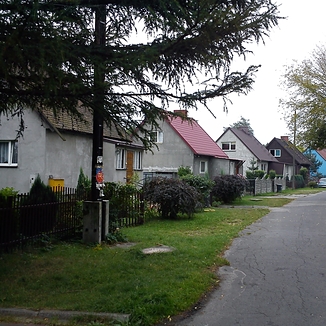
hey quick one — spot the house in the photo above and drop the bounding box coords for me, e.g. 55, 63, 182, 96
141, 110, 235, 180
303, 149, 326, 177
266, 136, 311, 178
0, 108, 143, 193
216, 127, 280, 176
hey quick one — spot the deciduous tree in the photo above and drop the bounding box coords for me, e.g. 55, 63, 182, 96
280, 45, 326, 149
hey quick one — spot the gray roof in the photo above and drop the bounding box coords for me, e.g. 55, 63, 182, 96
268, 137, 311, 166
222, 127, 279, 162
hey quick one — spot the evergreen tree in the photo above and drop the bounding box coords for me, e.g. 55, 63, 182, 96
0, 0, 281, 145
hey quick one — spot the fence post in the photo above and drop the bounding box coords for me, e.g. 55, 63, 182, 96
83, 201, 102, 244
102, 200, 109, 240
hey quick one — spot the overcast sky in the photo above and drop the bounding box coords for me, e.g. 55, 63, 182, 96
188, 0, 326, 145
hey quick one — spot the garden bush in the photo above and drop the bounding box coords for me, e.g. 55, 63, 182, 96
211, 175, 249, 204
0, 187, 19, 243
20, 175, 58, 236
292, 175, 305, 189
246, 170, 266, 179
180, 174, 214, 207
143, 177, 199, 219
76, 167, 91, 199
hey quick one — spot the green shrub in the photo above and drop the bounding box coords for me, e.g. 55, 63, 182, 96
292, 175, 305, 189
180, 174, 214, 207
308, 181, 317, 188
103, 181, 142, 231
0, 187, 19, 243
143, 177, 199, 219
246, 170, 265, 179
76, 167, 91, 199
20, 175, 58, 236
268, 170, 276, 179
211, 175, 249, 204
299, 167, 309, 182
177, 165, 192, 177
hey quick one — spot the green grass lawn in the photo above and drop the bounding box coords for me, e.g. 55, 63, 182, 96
0, 188, 320, 326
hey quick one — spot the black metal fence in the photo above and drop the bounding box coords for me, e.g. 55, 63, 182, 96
0, 187, 84, 252
0, 186, 145, 253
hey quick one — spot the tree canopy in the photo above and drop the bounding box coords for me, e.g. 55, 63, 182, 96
280, 45, 326, 149
227, 116, 254, 135
1, 0, 281, 145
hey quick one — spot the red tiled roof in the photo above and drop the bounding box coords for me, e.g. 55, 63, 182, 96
317, 149, 326, 161
167, 116, 228, 158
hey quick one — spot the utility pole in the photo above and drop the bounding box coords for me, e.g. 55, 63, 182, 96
292, 109, 297, 190
91, 5, 106, 201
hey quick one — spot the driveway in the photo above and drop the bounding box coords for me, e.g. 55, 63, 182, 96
175, 191, 326, 326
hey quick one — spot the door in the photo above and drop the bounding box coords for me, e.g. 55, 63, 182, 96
126, 150, 134, 183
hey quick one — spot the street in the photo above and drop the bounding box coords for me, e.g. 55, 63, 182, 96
176, 192, 326, 326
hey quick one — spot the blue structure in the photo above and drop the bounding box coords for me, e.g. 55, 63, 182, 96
304, 149, 326, 177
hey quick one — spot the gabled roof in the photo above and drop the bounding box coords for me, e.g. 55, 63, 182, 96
269, 137, 311, 166
167, 116, 228, 159
39, 107, 130, 142
317, 149, 326, 161
218, 127, 278, 162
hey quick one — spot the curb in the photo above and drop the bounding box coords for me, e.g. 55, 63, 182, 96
0, 307, 130, 324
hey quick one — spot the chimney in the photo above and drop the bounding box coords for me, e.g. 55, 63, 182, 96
174, 110, 188, 117
281, 136, 289, 142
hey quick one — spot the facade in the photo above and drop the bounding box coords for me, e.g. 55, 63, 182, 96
304, 149, 326, 177
0, 108, 143, 193
216, 127, 279, 176
266, 136, 311, 178
141, 111, 234, 180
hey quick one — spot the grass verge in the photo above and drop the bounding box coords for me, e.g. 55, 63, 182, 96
2, 189, 318, 326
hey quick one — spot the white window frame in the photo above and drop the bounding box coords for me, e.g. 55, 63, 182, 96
260, 163, 267, 171
221, 142, 236, 151
270, 149, 281, 157
133, 150, 142, 170
116, 148, 126, 170
0, 140, 18, 167
199, 161, 207, 174
150, 131, 163, 143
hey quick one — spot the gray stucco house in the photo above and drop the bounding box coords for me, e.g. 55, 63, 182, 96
216, 127, 280, 176
0, 108, 143, 193
141, 110, 235, 180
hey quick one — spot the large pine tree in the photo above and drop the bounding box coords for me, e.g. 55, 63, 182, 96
0, 0, 281, 144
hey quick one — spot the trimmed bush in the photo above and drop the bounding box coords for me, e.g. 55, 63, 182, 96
20, 175, 58, 236
212, 175, 249, 204
143, 177, 199, 219
180, 174, 214, 207
76, 167, 91, 199
292, 175, 305, 189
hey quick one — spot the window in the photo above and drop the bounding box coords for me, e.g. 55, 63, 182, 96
200, 161, 207, 174
150, 131, 163, 143
221, 142, 236, 151
270, 149, 281, 157
116, 148, 126, 169
260, 163, 267, 171
0, 141, 18, 166
133, 151, 142, 170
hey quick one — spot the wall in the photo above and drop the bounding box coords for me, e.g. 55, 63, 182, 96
142, 120, 194, 174
0, 111, 47, 193
45, 130, 93, 189
217, 129, 257, 175
248, 177, 286, 195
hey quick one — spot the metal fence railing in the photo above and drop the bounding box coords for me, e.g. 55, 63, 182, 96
0, 187, 84, 253
0, 186, 145, 253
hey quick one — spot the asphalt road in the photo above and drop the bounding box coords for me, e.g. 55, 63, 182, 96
176, 191, 326, 326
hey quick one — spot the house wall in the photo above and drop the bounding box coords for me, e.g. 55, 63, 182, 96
0, 110, 139, 193
45, 130, 93, 188
306, 150, 326, 177
216, 129, 258, 175
142, 120, 194, 175
0, 111, 47, 193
